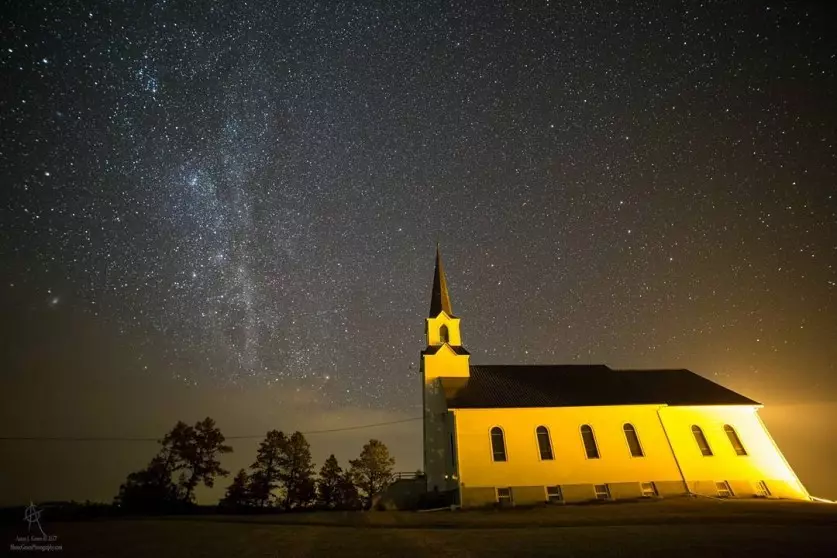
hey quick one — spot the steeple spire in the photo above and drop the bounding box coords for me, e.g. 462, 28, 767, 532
429, 244, 453, 317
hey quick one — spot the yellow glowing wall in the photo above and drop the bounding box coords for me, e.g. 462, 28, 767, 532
426, 312, 462, 347
451, 404, 809, 504
422, 344, 469, 380
658, 405, 809, 499
454, 405, 685, 490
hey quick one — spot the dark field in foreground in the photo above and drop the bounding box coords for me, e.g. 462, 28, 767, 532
4, 500, 836, 557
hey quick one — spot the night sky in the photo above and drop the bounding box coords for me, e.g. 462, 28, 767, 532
2, 1, 836, 505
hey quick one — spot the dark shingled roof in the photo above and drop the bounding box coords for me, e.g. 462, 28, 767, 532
441, 365, 759, 408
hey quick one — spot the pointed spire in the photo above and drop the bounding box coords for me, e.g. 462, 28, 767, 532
429, 244, 453, 317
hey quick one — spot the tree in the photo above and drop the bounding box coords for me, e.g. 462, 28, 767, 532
114, 417, 232, 511
247, 471, 273, 508
114, 455, 183, 513
336, 469, 362, 510
349, 439, 396, 509
220, 469, 252, 510
159, 417, 233, 503
289, 477, 317, 509
316, 454, 343, 509
278, 431, 316, 509
250, 430, 287, 507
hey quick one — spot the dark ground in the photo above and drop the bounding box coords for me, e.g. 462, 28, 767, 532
3, 499, 836, 557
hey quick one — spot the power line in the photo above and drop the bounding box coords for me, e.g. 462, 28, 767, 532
0, 417, 423, 442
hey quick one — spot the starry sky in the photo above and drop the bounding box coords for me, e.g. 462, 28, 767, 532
1, 1, 836, 504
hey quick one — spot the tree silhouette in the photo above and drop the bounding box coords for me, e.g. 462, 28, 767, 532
115, 418, 231, 511
250, 430, 287, 507
278, 431, 316, 509
349, 439, 396, 509
114, 455, 183, 513
336, 469, 362, 510
289, 476, 317, 509
159, 417, 232, 503
316, 454, 343, 509
220, 469, 252, 510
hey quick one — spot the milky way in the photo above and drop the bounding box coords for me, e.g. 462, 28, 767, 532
2, 1, 836, 412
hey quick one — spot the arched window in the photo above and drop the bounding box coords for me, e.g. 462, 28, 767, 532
623, 423, 644, 457
536, 426, 554, 460
490, 427, 507, 462
724, 425, 747, 456
580, 425, 600, 459
439, 325, 449, 344
691, 425, 713, 456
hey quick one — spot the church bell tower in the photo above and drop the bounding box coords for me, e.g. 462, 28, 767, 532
421, 245, 469, 492
423, 244, 470, 378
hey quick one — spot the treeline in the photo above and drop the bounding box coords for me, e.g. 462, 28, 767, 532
114, 417, 398, 513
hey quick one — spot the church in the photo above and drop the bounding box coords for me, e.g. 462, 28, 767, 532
420, 247, 810, 507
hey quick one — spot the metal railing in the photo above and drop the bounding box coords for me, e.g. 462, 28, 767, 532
391, 471, 425, 481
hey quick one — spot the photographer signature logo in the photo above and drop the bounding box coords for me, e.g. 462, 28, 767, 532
23, 501, 47, 538
9, 501, 63, 553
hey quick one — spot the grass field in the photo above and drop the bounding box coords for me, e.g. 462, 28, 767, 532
4, 499, 836, 557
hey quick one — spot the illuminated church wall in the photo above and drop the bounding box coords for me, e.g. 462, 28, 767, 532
452, 405, 686, 505
659, 405, 809, 500
449, 404, 809, 506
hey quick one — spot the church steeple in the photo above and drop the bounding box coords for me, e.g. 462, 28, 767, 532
424, 245, 465, 349
429, 244, 453, 318
421, 244, 470, 493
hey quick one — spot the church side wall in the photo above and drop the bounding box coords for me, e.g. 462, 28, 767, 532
658, 406, 809, 500
454, 405, 686, 505
452, 404, 809, 507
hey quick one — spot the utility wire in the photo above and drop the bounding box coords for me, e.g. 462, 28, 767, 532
0, 416, 422, 442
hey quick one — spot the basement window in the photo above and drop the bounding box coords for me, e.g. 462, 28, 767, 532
715, 481, 733, 498
594, 484, 611, 500
497, 487, 512, 505
755, 481, 771, 497
546, 486, 563, 504
641, 482, 658, 497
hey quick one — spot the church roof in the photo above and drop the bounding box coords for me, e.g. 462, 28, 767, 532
440, 365, 759, 408
422, 344, 471, 356
429, 245, 454, 318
